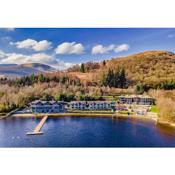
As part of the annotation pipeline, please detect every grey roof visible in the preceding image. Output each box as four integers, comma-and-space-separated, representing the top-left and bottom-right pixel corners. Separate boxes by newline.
70, 101, 116, 104
30, 100, 64, 106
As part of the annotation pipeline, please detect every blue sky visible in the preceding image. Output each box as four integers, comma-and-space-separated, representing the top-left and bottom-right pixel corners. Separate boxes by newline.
0, 28, 175, 69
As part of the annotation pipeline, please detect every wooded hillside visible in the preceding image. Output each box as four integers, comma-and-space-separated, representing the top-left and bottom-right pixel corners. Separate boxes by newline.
104, 50, 175, 86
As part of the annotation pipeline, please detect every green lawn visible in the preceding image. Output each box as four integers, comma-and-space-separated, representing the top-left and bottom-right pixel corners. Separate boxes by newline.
150, 105, 158, 113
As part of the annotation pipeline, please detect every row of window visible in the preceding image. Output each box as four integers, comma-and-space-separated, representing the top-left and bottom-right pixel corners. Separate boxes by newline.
32, 110, 61, 113
31, 106, 63, 113
119, 98, 153, 104
71, 106, 112, 110
71, 104, 112, 107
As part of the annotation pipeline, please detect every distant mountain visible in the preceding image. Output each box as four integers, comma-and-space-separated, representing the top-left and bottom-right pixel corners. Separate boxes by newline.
0, 63, 56, 78
21, 63, 56, 72
0, 64, 17, 67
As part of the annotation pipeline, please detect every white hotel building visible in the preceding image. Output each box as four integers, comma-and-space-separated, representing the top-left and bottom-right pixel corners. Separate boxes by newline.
70, 101, 116, 110
29, 100, 65, 113
118, 95, 154, 105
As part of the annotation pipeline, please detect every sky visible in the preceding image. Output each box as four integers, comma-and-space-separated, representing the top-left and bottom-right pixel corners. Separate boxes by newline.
0, 28, 175, 70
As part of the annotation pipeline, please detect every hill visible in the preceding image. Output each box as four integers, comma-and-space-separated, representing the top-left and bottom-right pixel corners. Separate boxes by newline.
21, 63, 55, 72
0, 63, 56, 78
66, 50, 175, 88
100, 50, 175, 86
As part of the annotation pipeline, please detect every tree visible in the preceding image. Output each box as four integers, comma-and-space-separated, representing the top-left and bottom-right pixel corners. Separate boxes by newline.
38, 74, 46, 83
31, 74, 36, 84
118, 68, 127, 88
160, 81, 175, 90
113, 71, 120, 87
80, 63, 85, 73
54, 93, 75, 102
105, 69, 114, 87
55, 93, 66, 101
60, 76, 68, 84
102, 68, 127, 88
41, 94, 53, 101
103, 60, 106, 66
135, 84, 144, 94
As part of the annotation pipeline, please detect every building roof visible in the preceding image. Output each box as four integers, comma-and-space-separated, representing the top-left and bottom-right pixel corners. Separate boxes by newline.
30, 100, 64, 106
70, 101, 116, 104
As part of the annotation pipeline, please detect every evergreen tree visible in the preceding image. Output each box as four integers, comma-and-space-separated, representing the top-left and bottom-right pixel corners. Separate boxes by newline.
161, 81, 175, 90
80, 63, 85, 73
38, 74, 45, 82
102, 60, 106, 66
31, 74, 35, 84
119, 68, 126, 88
101, 72, 107, 86
135, 84, 144, 94
106, 69, 113, 87
113, 71, 119, 87
102, 68, 127, 88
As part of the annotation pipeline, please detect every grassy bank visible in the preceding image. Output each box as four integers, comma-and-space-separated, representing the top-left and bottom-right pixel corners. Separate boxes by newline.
150, 105, 158, 113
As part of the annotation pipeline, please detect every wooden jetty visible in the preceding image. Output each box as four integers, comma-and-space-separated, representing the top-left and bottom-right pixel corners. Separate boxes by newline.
27, 115, 48, 135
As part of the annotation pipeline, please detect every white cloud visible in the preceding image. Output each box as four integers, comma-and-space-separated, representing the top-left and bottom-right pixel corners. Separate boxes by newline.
0, 50, 7, 58
12, 39, 37, 49
92, 43, 130, 54
32, 40, 52, 51
11, 39, 52, 51
114, 44, 130, 53
55, 60, 74, 70
0, 52, 54, 65
0, 50, 73, 70
55, 42, 85, 55
92, 44, 115, 54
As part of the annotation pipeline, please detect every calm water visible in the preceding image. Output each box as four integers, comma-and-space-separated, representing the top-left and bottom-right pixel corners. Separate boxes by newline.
0, 116, 175, 147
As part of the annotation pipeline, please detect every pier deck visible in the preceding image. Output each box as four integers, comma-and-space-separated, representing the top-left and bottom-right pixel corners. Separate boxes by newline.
27, 115, 48, 135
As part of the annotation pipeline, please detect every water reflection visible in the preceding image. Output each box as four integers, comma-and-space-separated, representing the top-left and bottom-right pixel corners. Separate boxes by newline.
156, 123, 175, 137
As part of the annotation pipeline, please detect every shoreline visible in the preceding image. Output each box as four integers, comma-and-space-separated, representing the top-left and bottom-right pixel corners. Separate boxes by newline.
7, 112, 175, 130
6, 112, 175, 129
0, 110, 175, 129
10, 112, 158, 122
11, 112, 121, 118
156, 120, 175, 129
